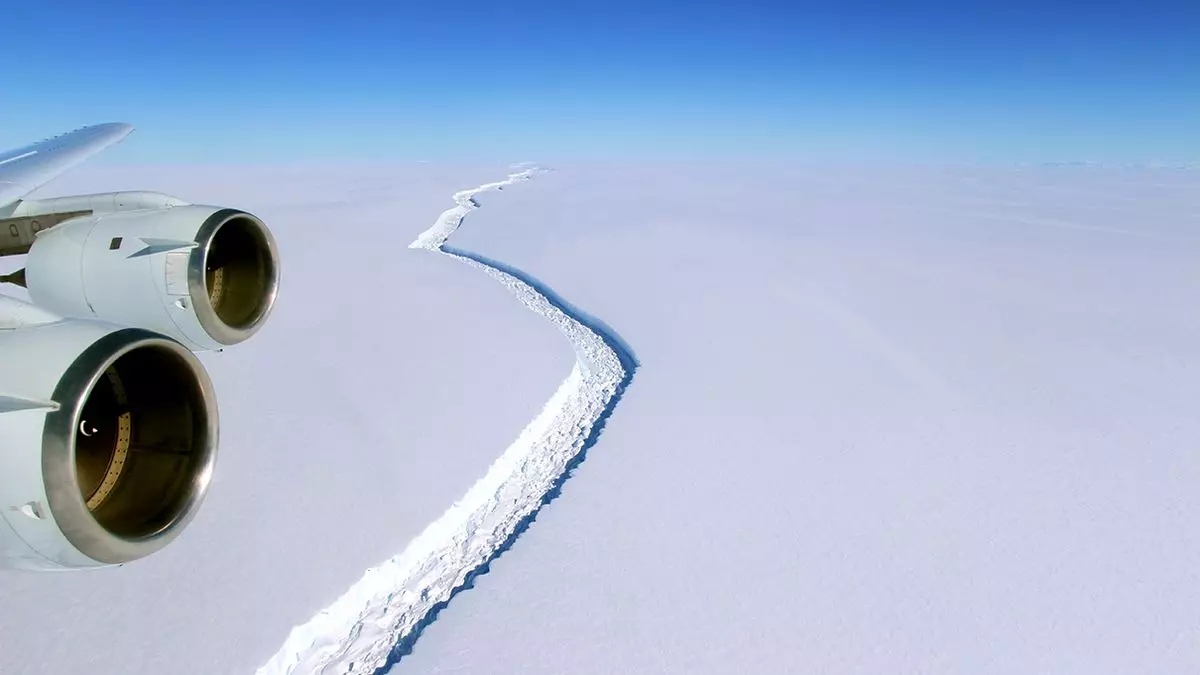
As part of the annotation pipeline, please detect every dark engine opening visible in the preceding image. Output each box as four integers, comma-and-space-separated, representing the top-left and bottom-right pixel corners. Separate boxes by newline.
74, 344, 211, 539
205, 215, 275, 330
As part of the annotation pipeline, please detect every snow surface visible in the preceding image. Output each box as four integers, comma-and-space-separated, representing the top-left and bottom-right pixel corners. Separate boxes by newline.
256, 168, 632, 674
2, 162, 1199, 674
395, 164, 1200, 674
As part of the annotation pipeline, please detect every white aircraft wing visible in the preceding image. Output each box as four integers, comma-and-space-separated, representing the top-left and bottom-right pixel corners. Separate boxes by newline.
0, 123, 133, 210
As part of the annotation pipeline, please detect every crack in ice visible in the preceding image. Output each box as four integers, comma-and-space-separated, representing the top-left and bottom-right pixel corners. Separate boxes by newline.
256, 169, 633, 674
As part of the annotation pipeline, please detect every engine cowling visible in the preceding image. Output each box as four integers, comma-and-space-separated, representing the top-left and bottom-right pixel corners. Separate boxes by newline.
0, 319, 217, 570
25, 205, 280, 351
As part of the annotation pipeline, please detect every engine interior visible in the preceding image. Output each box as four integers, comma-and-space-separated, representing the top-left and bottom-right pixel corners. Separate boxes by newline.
203, 213, 277, 334
73, 341, 214, 540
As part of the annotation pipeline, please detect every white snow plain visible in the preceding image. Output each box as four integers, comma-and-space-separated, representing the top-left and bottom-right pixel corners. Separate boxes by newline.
2, 162, 1199, 675
394, 164, 1200, 674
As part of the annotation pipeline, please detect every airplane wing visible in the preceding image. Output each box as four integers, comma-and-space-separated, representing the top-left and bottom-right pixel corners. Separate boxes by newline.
0, 123, 134, 210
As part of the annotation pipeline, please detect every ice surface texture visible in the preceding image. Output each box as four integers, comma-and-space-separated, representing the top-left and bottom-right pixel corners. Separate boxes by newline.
257, 169, 633, 674
394, 164, 1200, 675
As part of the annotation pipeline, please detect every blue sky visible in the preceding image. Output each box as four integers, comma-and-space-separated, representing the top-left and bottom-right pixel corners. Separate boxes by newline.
2, 0, 1196, 162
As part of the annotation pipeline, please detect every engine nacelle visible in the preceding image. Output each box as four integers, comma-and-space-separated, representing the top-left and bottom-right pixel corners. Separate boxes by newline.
0, 320, 217, 570
25, 205, 280, 351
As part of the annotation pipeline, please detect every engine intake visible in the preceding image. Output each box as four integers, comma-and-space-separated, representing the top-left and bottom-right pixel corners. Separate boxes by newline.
53, 332, 216, 550
191, 210, 279, 346
0, 323, 218, 569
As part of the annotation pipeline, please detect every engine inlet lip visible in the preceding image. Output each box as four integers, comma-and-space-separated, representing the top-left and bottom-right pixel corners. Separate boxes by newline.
41, 328, 219, 565
188, 208, 280, 346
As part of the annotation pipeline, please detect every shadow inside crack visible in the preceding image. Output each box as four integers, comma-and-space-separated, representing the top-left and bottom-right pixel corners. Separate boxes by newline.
444, 246, 640, 373
373, 250, 638, 674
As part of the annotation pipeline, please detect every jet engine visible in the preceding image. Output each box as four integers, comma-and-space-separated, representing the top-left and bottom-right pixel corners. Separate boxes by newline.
0, 320, 217, 570
0, 125, 276, 571
23, 204, 280, 351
